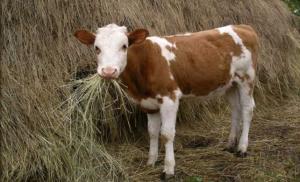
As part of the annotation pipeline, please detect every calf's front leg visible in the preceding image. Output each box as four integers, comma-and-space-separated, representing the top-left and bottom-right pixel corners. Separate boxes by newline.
147, 113, 161, 166
160, 96, 179, 179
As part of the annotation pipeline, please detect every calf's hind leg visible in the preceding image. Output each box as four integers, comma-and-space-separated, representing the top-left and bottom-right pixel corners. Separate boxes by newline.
237, 82, 255, 157
225, 84, 241, 153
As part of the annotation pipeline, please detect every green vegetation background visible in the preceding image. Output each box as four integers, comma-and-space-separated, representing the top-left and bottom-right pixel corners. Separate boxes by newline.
284, 0, 300, 15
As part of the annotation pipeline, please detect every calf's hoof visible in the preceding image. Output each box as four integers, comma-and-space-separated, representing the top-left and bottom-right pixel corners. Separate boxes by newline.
235, 151, 248, 158
146, 160, 156, 167
160, 172, 175, 181
146, 155, 158, 166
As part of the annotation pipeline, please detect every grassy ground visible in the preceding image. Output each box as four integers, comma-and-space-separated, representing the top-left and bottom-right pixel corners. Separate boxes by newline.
109, 98, 300, 181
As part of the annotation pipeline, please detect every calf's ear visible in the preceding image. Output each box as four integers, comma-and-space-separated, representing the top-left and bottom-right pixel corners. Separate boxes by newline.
128, 29, 149, 45
74, 30, 95, 45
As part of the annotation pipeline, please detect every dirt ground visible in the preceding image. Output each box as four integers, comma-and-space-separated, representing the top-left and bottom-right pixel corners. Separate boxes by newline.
108, 98, 300, 181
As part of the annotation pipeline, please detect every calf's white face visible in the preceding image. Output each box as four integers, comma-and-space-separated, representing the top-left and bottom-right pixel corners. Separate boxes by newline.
74, 24, 149, 79
95, 25, 128, 78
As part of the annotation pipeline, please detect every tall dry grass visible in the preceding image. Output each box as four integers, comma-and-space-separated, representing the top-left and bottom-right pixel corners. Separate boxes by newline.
1, 0, 300, 181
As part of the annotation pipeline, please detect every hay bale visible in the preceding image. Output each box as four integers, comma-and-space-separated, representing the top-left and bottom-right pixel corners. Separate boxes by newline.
1, 0, 300, 181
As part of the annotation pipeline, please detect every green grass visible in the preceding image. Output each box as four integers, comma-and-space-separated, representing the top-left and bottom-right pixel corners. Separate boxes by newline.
284, 0, 300, 15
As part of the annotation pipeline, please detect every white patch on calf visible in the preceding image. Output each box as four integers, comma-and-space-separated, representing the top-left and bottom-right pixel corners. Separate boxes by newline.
140, 88, 182, 111
147, 36, 177, 82
218, 25, 255, 82
218, 25, 244, 45
170, 74, 174, 80
147, 36, 177, 63
166, 32, 192, 37
183, 33, 192, 36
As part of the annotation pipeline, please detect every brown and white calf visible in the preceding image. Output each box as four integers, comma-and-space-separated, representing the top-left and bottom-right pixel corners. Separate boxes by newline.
74, 24, 258, 178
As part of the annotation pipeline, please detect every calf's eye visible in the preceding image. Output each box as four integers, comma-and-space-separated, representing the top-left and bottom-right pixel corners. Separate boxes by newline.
122, 44, 127, 51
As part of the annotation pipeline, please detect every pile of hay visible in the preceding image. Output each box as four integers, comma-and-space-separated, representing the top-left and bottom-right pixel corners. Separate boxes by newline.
1, 0, 300, 181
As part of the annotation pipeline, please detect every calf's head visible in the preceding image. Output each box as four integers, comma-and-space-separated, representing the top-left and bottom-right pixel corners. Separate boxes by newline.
74, 24, 149, 79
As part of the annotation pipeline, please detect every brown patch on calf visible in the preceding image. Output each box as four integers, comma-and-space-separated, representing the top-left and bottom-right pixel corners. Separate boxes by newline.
165, 29, 243, 96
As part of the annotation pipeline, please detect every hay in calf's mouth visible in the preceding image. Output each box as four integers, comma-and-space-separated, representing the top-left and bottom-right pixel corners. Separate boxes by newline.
65, 74, 137, 142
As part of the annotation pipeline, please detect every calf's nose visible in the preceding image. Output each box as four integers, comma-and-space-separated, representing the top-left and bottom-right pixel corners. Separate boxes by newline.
101, 67, 117, 78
